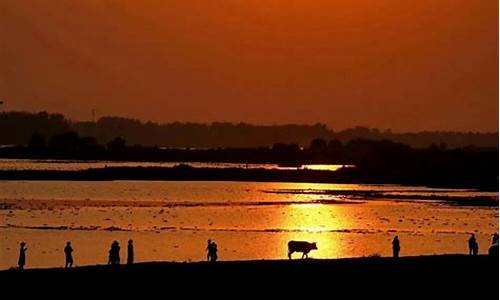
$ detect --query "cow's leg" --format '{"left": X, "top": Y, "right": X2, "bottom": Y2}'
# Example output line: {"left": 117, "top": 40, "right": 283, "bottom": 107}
{"left": 288, "top": 251, "right": 292, "bottom": 260}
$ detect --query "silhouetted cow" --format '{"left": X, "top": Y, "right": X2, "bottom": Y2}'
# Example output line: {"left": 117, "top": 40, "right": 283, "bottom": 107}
{"left": 288, "top": 241, "right": 317, "bottom": 259}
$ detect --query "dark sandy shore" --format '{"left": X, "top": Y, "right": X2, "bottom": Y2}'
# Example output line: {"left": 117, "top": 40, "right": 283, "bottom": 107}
{"left": 1, "top": 255, "right": 498, "bottom": 297}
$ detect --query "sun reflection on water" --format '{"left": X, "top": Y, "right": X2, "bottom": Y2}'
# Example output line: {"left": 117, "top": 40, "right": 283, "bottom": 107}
{"left": 271, "top": 201, "right": 355, "bottom": 258}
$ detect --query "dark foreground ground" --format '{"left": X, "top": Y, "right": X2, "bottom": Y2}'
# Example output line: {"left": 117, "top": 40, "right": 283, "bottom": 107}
{"left": 1, "top": 255, "right": 498, "bottom": 297}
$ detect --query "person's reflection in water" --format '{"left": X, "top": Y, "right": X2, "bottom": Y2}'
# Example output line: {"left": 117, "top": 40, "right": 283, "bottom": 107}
{"left": 127, "top": 239, "right": 134, "bottom": 265}
{"left": 392, "top": 236, "right": 400, "bottom": 258}
{"left": 18, "top": 242, "right": 27, "bottom": 270}
{"left": 64, "top": 241, "right": 74, "bottom": 268}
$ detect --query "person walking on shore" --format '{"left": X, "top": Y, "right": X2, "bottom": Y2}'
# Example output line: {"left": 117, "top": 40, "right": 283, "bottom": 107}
{"left": 211, "top": 241, "right": 218, "bottom": 262}
{"left": 473, "top": 240, "right": 479, "bottom": 256}
{"left": 206, "top": 240, "right": 218, "bottom": 262}
{"left": 206, "top": 240, "right": 212, "bottom": 262}
{"left": 18, "top": 242, "right": 27, "bottom": 270}
{"left": 392, "top": 236, "right": 400, "bottom": 258}
{"left": 64, "top": 241, "right": 74, "bottom": 268}
{"left": 468, "top": 234, "right": 478, "bottom": 256}
{"left": 108, "top": 242, "right": 114, "bottom": 265}
{"left": 127, "top": 239, "right": 134, "bottom": 265}
{"left": 108, "top": 241, "right": 121, "bottom": 265}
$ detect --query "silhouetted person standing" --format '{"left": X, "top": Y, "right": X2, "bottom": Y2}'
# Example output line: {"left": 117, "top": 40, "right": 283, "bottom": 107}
{"left": 473, "top": 240, "right": 479, "bottom": 256}
{"left": 211, "top": 241, "right": 218, "bottom": 262}
{"left": 489, "top": 233, "right": 499, "bottom": 256}
{"left": 127, "top": 239, "right": 134, "bottom": 265}
{"left": 108, "top": 241, "right": 121, "bottom": 265}
{"left": 392, "top": 236, "right": 400, "bottom": 258}
{"left": 115, "top": 241, "right": 121, "bottom": 264}
{"left": 492, "top": 233, "right": 498, "bottom": 245}
{"left": 468, "top": 234, "right": 477, "bottom": 256}
{"left": 108, "top": 242, "right": 113, "bottom": 265}
{"left": 206, "top": 240, "right": 212, "bottom": 262}
{"left": 206, "top": 240, "right": 218, "bottom": 262}
{"left": 64, "top": 241, "right": 74, "bottom": 268}
{"left": 18, "top": 242, "right": 27, "bottom": 270}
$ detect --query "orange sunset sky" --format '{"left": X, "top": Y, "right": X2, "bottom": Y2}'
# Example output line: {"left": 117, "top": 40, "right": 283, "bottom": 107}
{"left": 0, "top": 0, "right": 498, "bottom": 131}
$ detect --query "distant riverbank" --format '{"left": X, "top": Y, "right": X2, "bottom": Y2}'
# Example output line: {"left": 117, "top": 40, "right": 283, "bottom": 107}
{"left": 0, "top": 164, "right": 497, "bottom": 191}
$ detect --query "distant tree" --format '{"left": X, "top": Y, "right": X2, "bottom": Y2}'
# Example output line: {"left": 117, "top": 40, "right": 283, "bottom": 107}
{"left": 272, "top": 143, "right": 300, "bottom": 152}
{"left": 107, "top": 136, "right": 126, "bottom": 152}
{"left": 79, "top": 136, "right": 100, "bottom": 156}
{"left": 49, "top": 131, "right": 81, "bottom": 156}
{"left": 28, "top": 132, "right": 46, "bottom": 154}
{"left": 327, "top": 139, "right": 343, "bottom": 151}
{"left": 326, "top": 139, "right": 344, "bottom": 161}
{"left": 309, "top": 138, "right": 328, "bottom": 152}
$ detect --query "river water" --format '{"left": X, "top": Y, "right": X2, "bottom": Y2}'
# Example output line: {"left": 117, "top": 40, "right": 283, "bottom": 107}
{"left": 0, "top": 179, "right": 497, "bottom": 270}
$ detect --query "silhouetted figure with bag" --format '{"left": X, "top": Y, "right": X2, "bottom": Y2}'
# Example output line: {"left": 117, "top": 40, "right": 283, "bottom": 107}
{"left": 127, "top": 239, "right": 134, "bottom": 265}
{"left": 468, "top": 234, "right": 478, "bottom": 256}
{"left": 392, "top": 236, "right": 400, "bottom": 258}
{"left": 64, "top": 241, "right": 74, "bottom": 268}
{"left": 108, "top": 241, "right": 121, "bottom": 265}
{"left": 18, "top": 242, "right": 27, "bottom": 270}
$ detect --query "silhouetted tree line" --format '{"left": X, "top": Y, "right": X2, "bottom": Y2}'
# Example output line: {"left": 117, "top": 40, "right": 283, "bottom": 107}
{"left": 21, "top": 132, "right": 128, "bottom": 160}
{"left": 0, "top": 111, "right": 497, "bottom": 148}
{"left": 0, "top": 130, "right": 496, "bottom": 189}
{"left": 0, "top": 129, "right": 496, "bottom": 165}
{"left": 0, "top": 111, "right": 70, "bottom": 146}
